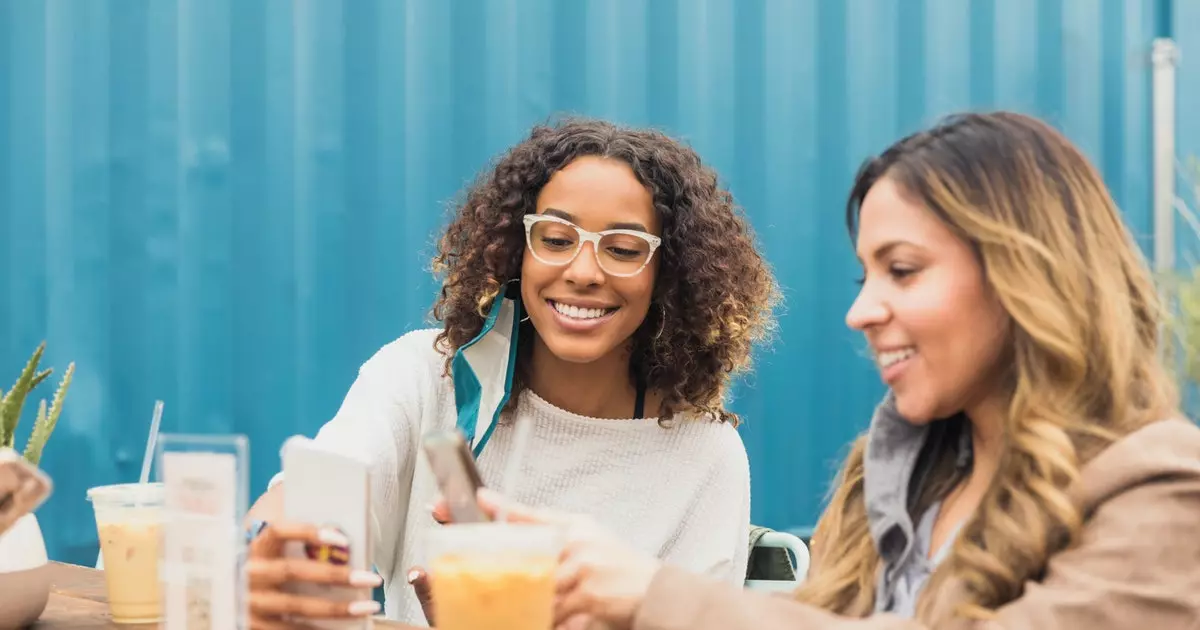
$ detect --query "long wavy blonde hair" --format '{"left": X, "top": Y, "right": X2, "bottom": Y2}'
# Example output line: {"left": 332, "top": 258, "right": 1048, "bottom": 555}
{"left": 794, "top": 112, "right": 1179, "bottom": 619}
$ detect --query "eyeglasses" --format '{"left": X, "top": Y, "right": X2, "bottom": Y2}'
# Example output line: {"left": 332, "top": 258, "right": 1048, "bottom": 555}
{"left": 522, "top": 214, "right": 662, "bottom": 278}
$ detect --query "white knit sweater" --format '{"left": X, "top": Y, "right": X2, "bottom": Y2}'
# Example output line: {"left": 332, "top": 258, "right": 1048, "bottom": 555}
{"left": 272, "top": 328, "right": 751, "bottom": 626}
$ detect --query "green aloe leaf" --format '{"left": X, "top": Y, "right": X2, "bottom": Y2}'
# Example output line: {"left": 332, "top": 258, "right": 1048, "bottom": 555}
{"left": 1, "top": 342, "right": 45, "bottom": 449}
{"left": 22, "top": 362, "right": 73, "bottom": 466}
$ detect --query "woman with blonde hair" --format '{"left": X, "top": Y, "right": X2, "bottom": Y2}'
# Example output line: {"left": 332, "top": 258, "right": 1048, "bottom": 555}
{"left": 443, "top": 111, "right": 1200, "bottom": 629}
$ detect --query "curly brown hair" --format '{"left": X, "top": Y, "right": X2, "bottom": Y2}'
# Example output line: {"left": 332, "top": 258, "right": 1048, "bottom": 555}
{"left": 431, "top": 117, "right": 780, "bottom": 424}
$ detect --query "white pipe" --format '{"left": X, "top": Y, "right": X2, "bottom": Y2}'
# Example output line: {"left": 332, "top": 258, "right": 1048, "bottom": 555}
{"left": 1152, "top": 38, "right": 1180, "bottom": 273}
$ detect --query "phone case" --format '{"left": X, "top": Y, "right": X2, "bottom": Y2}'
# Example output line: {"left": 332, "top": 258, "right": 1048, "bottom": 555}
{"left": 280, "top": 436, "right": 373, "bottom": 630}
{"left": 421, "top": 429, "right": 489, "bottom": 524}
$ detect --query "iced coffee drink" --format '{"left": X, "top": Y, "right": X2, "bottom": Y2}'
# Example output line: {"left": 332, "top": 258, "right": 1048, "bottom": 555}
{"left": 87, "top": 483, "right": 165, "bottom": 624}
{"left": 428, "top": 523, "right": 562, "bottom": 630}
{"left": 97, "top": 521, "right": 163, "bottom": 621}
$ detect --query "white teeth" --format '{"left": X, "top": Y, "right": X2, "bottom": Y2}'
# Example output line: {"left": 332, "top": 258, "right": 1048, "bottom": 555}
{"left": 877, "top": 348, "right": 916, "bottom": 368}
{"left": 552, "top": 301, "right": 611, "bottom": 320}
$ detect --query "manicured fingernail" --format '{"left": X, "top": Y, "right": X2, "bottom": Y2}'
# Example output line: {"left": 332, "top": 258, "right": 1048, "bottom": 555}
{"left": 350, "top": 570, "right": 383, "bottom": 587}
{"left": 406, "top": 569, "right": 421, "bottom": 584}
{"left": 348, "top": 600, "right": 381, "bottom": 616}
{"left": 318, "top": 528, "right": 350, "bottom": 547}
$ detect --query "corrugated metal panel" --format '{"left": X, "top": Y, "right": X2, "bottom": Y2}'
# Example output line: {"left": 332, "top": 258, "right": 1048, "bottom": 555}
{"left": 0, "top": 0, "right": 1168, "bottom": 565}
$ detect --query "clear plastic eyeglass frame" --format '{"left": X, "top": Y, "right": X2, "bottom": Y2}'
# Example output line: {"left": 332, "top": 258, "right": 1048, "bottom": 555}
{"left": 522, "top": 213, "right": 662, "bottom": 278}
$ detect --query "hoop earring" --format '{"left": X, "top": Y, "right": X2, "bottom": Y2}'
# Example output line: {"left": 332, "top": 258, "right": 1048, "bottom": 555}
{"left": 506, "top": 277, "right": 531, "bottom": 322}
{"left": 654, "top": 306, "right": 666, "bottom": 342}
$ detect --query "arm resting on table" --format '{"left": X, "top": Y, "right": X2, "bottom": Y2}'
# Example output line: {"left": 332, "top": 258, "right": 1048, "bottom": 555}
{"left": 633, "top": 469, "right": 1200, "bottom": 630}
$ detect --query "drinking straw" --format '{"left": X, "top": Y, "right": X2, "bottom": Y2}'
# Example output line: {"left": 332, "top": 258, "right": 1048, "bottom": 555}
{"left": 139, "top": 400, "right": 165, "bottom": 485}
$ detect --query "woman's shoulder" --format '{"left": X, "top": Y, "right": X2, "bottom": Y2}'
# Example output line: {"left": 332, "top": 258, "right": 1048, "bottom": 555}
{"left": 359, "top": 327, "right": 451, "bottom": 378}
{"left": 1078, "top": 416, "right": 1200, "bottom": 508}
{"left": 1002, "top": 418, "right": 1200, "bottom": 628}
{"left": 346, "top": 328, "right": 458, "bottom": 410}
{"left": 667, "top": 410, "right": 751, "bottom": 475}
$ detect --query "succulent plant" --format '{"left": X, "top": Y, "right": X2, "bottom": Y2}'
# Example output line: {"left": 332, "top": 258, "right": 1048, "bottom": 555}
{"left": 0, "top": 342, "right": 74, "bottom": 466}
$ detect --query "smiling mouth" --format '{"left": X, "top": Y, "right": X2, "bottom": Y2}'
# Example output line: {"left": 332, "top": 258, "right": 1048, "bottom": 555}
{"left": 548, "top": 300, "right": 620, "bottom": 321}
{"left": 876, "top": 347, "right": 916, "bottom": 369}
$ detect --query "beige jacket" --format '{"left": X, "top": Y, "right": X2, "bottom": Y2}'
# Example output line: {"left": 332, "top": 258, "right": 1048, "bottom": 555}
{"left": 634, "top": 418, "right": 1200, "bottom": 629}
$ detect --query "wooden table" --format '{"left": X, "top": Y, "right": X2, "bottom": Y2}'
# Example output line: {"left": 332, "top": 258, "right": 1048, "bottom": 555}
{"left": 35, "top": 562, "right": 419, "bottom": 628}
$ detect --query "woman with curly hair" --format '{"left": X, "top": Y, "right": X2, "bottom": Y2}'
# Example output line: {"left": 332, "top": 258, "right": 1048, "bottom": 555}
{"left": 448, "top": 111, "right": 1200, "bottom": 630}
{"left": 242, "top": 117, "right": 781, "bottom": 627}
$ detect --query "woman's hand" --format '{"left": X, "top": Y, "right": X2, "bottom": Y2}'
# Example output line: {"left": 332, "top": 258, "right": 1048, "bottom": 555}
{"left": 406, "top": 566, "right": 436, "bottom": 626}
{"left": 427, "top": 489, "right": 663, "bottom": 630}
{"left": 0, "top": 450, "right": 49, "bottom": 535}
{"left": 246, "top": 521, "right": 383, "bottom": 630}
{"left": 404, "top": 501, "right": 453, "bottom": 626}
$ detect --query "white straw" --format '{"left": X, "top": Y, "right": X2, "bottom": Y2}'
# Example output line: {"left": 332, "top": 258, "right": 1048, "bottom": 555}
{"left": 496, "top": 414, "right": 534, "bottom": 522}
{"left": 139, "top": 400, "right": 164, "bottom": 484}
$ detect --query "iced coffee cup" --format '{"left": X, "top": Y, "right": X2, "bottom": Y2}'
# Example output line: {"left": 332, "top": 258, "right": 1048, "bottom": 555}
{"left": 427, "top": 522, "right": 563, "bottom": 630}
{"left": 86, "top": 482, "right": 165, "bottom": 624}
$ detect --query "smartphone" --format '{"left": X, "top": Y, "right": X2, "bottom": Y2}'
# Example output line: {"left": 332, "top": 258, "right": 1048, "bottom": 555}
{"left": 0, "top": 448, "right": 52, "bottom": 527}
{"left": 280, "top": 436, "right": 373, "bottom": 630}
{"left": 421, "top": 430, "right": 489, "bottom": 524}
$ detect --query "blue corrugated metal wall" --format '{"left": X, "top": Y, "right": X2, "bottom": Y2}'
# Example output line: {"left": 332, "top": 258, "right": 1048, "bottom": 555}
{"left": 0, "top": 0, "right": 1178, "bottom": 565}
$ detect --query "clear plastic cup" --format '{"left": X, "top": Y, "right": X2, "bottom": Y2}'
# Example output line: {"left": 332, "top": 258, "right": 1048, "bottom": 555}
{"left": 86, "top": 482, "right": 165, "bottom": 624}
{"left": 427, "top": 522, "right": 564, "bottom": 630}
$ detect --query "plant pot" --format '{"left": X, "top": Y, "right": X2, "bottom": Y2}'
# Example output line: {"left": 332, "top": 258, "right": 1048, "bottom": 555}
{"left": 0, "top": 513, "right": 52, "bottom": 629}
